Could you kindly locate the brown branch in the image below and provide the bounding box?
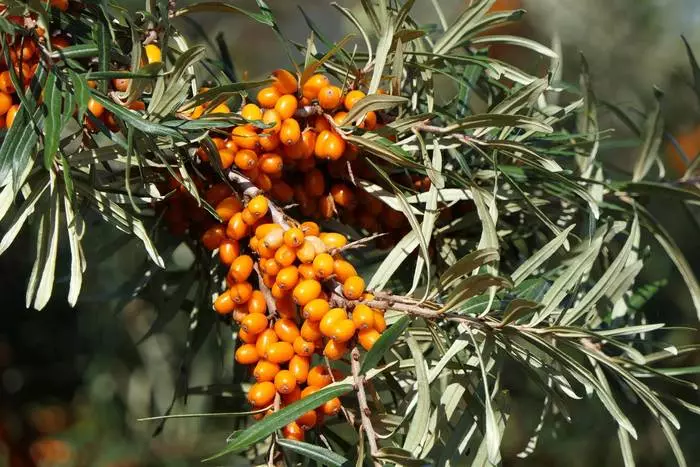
[351,346,380,462]
[268,392,281,467]
[254,264,277,319]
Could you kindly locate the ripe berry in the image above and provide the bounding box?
[301,222,320,237]
[320,233,348,249]
[234,149,258,170]
[293,336,315,357]
[280,118,301,146]
[304,168,326,197]
[239,328,258,344]
[343,275,365,300]
[318,85,342,110]
[247,290,267,314]
[274,369,297,394]
[282,421,304,441]
[273,69,298,95]
[321,397,342,416]
[216,196,243,221]
[235,344,259,365]
[296,409,318,430]
[301,74,330,100]
[262,109,282,134]
[276,266,300,291]
[253,360,280,382]
[288,354,310,383]
[323,339,347,360]
[227,212,248,239]
[257,86,282,108]
[144,44,162,64]
[344,90,366,110]
[247,195,269,219]
[319,308,347,337]
[358,328,380,350]
[330,319,356,343]
[298,264,316,280]
[292,279,322,306]
[229,255,254,282]
[275,244,298,267]
[307,365,333,388]
[282,386,302,405]
[201,225,225,251]
[259,153,283,175]
[248,381,276,407]
[330,183,356,208]
[255,328,279,357]
[5,105,18,128]
[274,318,300,343]
[283,228,304,248]
[0,92,11,116]
[300,319,322,342]
[206,183,233,207]
[259,132,281,151]
[312,253,334,279]
[301,385,320,399]
[231,125,259,150]
[352,304,375,330]
[214,291,235,315]
[241,103,263,121]
[374,310,387,332]
[302,298,330,321]
[219,239,241,265]
[295,240,317,264]
[274,94,298,120]
[241,312,268,334]
[265,341,295,363]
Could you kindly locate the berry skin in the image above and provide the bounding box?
[304,168,326,197]
[319,308,348,337]
[247,195,269,219]
[218,148,235,169]
[214,291,235,315]
[248,381,276,407]
[312,253,335,279]
[374,311,387,332]
[215,197,244,224]
[330,183,356,208]
[324,339,347,360]
[301,385,320,399]
[241,103,263,121]
[282,421,304,441]
[229,255,254,282]
[293,336,315,357]
[344,90,366,110]
[247,290,267,315]
[296,409,318,430]
[352,304,375,330]
[227,212,248,240]
[257,86,282,108]
[298,264,316,280]
[307,365,333,388]
[280,118,301,146]
[330,319,357,343]
[343,275,366,300]
[275,244,298,267]
[235,344,260,365]
[274,94,298,120]
[274,369,297,395]
[262,109,282,134]
[276,266,300,290]
[234,149,258,170]
[300,319,323,342]
[296,240,317,264]
[5,105,18,128]
[0,92,11,116]
[301,221,320,237]
[288,354,310,383]
[144,44,162,63]
[241,312,268,334]
[332,260,357,284]
[273,69,298,95]
[219,239,240,265]
[318,85,342,110]
[255,328,279,357]
[358,328,381,350]
[302,298,330,321]
[283,228,304,248]
[320,232,348,249]
[231,125,259,150]
[282,386,302,405]
[321,397,342,416]
[274,318,300,343]
[302,74,330,100]
[239,328,258,344]
[265,341,295,363]
[201,225,225,251]
[230,282,254,304]
[259,153,283,175]
[253,360,280,382]
[292,279,322,306]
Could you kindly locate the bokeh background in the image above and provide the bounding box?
[2,1,700,466]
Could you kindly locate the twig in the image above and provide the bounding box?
[330,232,388,255]
[351,347,380,462]
[325,356,356,426]
[294,104,323,118]
[268,392,281,467]
[254,264,277,319]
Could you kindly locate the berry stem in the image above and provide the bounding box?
[351,346,380,462]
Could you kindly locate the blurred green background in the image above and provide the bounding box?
[2,1,700,466]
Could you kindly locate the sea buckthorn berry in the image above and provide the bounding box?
[144,43,162,63]
[298,264,316,280]
[270,180,294,203]
[229,255,254,282]
[304,168,326,197]
[352,304,375,330]
[240,329,258,346]
[302,74,330,100]
[304,235,327,256]
[343,275,365,300]
[293,336,315,357]
[215,196,242,222]
[247,195,269,219]
[231,125,259,150]
[300,319,322,342]
[231,282,254,304]
[241,103,263,121]
[288,355,310,383]
[219,239,241,265]
[320,232,348,249]
[297,409,318,430]
[191,104,205,119]
[301,385,320,399]
[256,222,279,239]
[261,258,282,276]
[0,92,11,116]
[218,148,235,169]
[320,308,347,337]
[283,228,304,248]
[256,172,274,191]
[293,279,322,306]
[280,118,301,146]
[282,386,302,405]
[248,381,276,407]
[265,341,295,363]
[259,153,283,175]
[344,90,366,110]
[261,109,282,134]
[274,318,300,343]
[235,344,259,365]
[213,291,235,315]
[274,369,297,395]
[241,310,268,334]
[296,239,317,264]
[302,298,330,321]
[271,283,288,299]
[307,365,333,388]
[300,129,317,159]
[276,266,300,290]
[247,290,267,315]
[87,98,105,118]
[321,397,342,416]
[359,111,378,130]
[210,103,231,114]
[241,208,257,226]
[0,72,15,94]
[374,310,387,332]
[257,241,276,260]
[312,253,335,279]
[274,94,298,120]
[330,319,356,343]
[358,328,380,351]
[274,244,297,268]
[255,328,278,357]
[301,221,320,237]
[324,339,347,360]
[318,85,342,110]
[283,422,304,441]
[232,307,248,323]
[318,195,335,220]
[226,212,247,240]
[333,111,348,126]
[234,149,258,170]
[259,133,281,151]
[253,360,280,382]
[325,131,347,160]
[331,183,356,208]
[201,225,225,251]
[257,86,281,108]
[273,69,298,94]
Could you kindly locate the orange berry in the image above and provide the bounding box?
[296,409,318,430]
[232,306,249,323]
[274,318,300,343]
[333,259,357,282]
[304,168,326,197]
[261,257,282,276]
[0,92,11,116]
[344,90,366,110]
[302,298,330,321]
[259,152,283,175]
[265,341,295,363]
[247,195,269,219]
[300,129,317,159]
[5,105,19,128]
[239,328,258,344]
[326,131,347,160]
[288,354,310,383]
[283,421,304,441]
[293,336,315,357]
[333,111,348,126]
[229,255,254,283]
[231,125,259,150]
[301,385,320,399]
[216,196,243,222]
[279,229,302,249]
[87,98,104,118]
[201,224,225,250]
[318,85,342,110]
[143,44,162,64]
[0,72,14,94]
[312,115,331,133]
[318,233,346,250]
[296,239,317,264]
[359,329,380,351]
[280,118,301,146]
[320,308,347,337]
[374,310,387,332]
[257,86,281,108]
[50,0,70,12]
[241,103,263,121]
[274,94,298,120]
[217,148,235,169]
[321,397,342,416]
[227,212,248,239]
[248,381,276,407]
[270,180,294,203]
[312,253,334,280]
[330,319,356,343]
[235,343,260,365]
[352,304,375,330]
[292,279,322,306]
[274,369,298,395]
[276,266,300,290]
[298,264,316,280]
[275,244,298,267]
[219,239,241,265]
[214,291,235,315]
[343,275,365,300]
[241,207,258,226]
[318,195,335,220]
[231,282,254,304]
[206,183,232,206]
[302,74,330,100]
[359,111,377,130]
[261,224,284,248]
[253,360,280,382]
[300,319,323,342]
[324,339,347,360]
[259,132,281,151]
[301,221,320,237]
[282,386,302,405]
[241,311,268,334]
[234,149,258,171]
[273,69,298,95]
[307,365,333,388]
[261,109,282,134]
[255,329,278,357]
[271,283,288,299]
[330,183,356,208]
[247,290,267,315]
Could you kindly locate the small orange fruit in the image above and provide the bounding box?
[293,336,315,357]
[239,328,258,344]
[253,360,280,382]
[301,74,330,100]
[307,365,333,388]
[283,228,304,248]
[273,69,298,94]
[229,255,254,283]
[241,103,263,121]
[374,310,387,332]
[296,409,318,430]
[319,308,347,336]
[276,266,300,290]
[216,196,243,222]
[321,397,342,416]
[344,90,366,110]
[231,125,259,150]
[280,118,301,146]
[274,318,300,343]
[274,94,298,120]
[247,290,267,315]
[247,381,276,407]
[300,319,322,342]
[312,253,334,280]
[302,298,330,321]
[255,328,279,357]
[257,86,282,108]
[320,232,348,249]
[324,339,347,360]
[330,319,356,343]
[274,369,297,394]
[247,195,269,219]
[352,304,375,330]
[318,85,342,110]
[288,354,310,383]
[343,275,365,300]
[213,291,235,315]
[265,341,295,363]
[293,279,322,306]
[218,239,241,265]
[201,224,225,251]
[358,328,380,350]
[235,343,259,365]
[241,312,268,334]
[283,421,304,441]
[234,149,258,170]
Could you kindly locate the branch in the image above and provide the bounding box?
[329,232,388,255]
[254,264,277,319]
[351,346,380,463]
